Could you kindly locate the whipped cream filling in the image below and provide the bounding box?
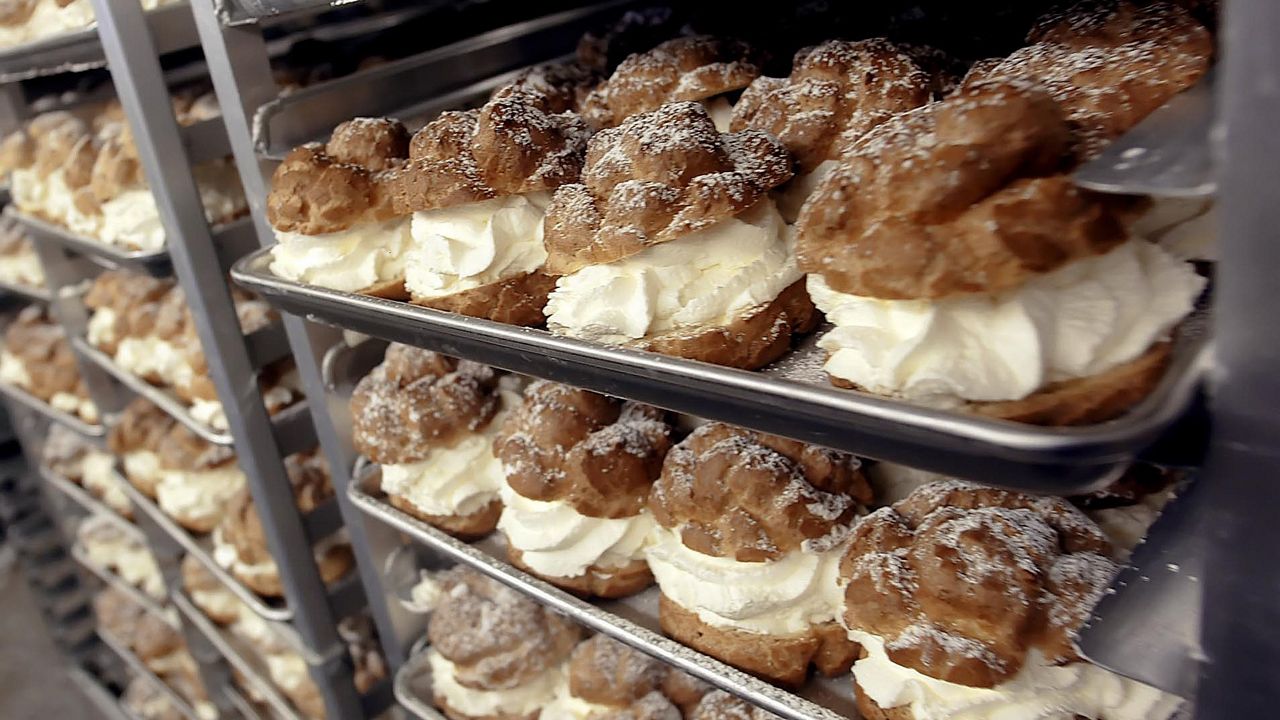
[547,199,799,344]
[264,652,311,693]
[156,464,247,528]
[402,571,444,614]
[50,390,98,423]
[776,159,838,224]
[404,192,550,299]
[541,684,615,720]
[380,390,516,518]
[81,451,131,517]
[86,307,118,348]
[645,525,848,635]
[0,0,94,48]
[213,527,346,583]
[10,168,45,213]
[702,97,734,133]
[270,218,411,293]
[124,450,163,490]
[114,335,199,390]
[1131,197,1217,262]
[427,648,563,717]
[192,585,243,621]
[849,630,1182,720]
[116,544,166,600]
[98,163,246,252]
[0,350,32,388]
[811,239,1205,406]
[497,483,653,580]
[0,249,45,287]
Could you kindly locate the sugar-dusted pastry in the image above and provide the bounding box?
[384,82,590,325]
[426,567,581,720]
[689,690,779,720]
[543,102,813,369]
[0,216,45,288]
[842,480,1181,720]
[212,450,354,597]
[543,635,681,720]
[647,423,872,686]
[494,381,674,598]
[155,422,245,533]
[181,554,242,626]
[796,80,1206,424]
[0,305,99,423]
[964,0,1212,162]
[76,514,164,600]
[730,39,941,222]
[9,112,101,233]
[580,36,760,131]
[267,117,412,297]
[351,344,520,538]
[109,397,178,499]
[43,424,133,519]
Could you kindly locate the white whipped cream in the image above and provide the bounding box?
[541,683,615,720]
[850,630,1182,720]
[124,450,163,491]
[264,652,311,694]
[547,199,798,344]
[190,398,228,432]
[402,571,444,614]
[0,249,45,287]
[867,463,957,506]
[156,465,247,529]
[1131,197,1217,262]
[49,391,97,423]
[1088,485,1179,562]
[115,336,200,391]
[498,482,653,580]
[645,525,847,635]
[86,307,118,348]
[380,390,516,518]
[10,168,45,213]
[98,163,246,252]
[427,648,563,717]
[776,159,837,224]
[0,350,32,388]
[703,97,734,133]
[404,192,549,299]
[192,585,243,622]
[811,239,1205,406]
[0,0,94,48]
[270,218,411,293]
[212,527,276,581]
[81,451,131,517]
[116,544,166,600]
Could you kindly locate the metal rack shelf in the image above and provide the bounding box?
[39,464,134,531]
[71,541,176,627]
[348,468,854,720]
[0,3,202,82]
[0,276,52,304]
[239,256,1212,494]
[0,380,104,438]
[99,628,208,720]
[6,207,257,278]
[68,666,133,720]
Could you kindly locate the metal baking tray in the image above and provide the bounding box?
[98,628,206,720]
[393,645,449,720]
[6,206,257,278]
[349,468,856,720]
[0,378,105,438]
[72,336,308,448]
[225,685,268,720]
[235,247,1211,494]
[39,464,135,534]
[0,276,52,304]
[71,540,175,627]
[0,3,202,83]
[252,0,634,158]
[172,590,306,720]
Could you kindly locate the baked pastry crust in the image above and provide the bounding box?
[964,0,1212,161]
[408,269,556,326]
[350,344,501,464]
[659,595,857,688]
[2,306,92,410]
[581,36,761,129]
[181,555,241,625]
[267,138,403,237]
[689,690,779,720]
[158,421,237,472]
[495,380,673,517]
[109,397,179,498]
[650,423,870,562]
[566,635,670,706]
[796,80,1132,299]
[507,546,652,599]
[731,39,937,172]
[544,102,791,276]
[841,480,1116,688]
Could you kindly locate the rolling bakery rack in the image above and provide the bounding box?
[197,2,1278,720]
[0,1,393,718]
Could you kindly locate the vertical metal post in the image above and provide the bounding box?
[88,0,363,716]
[191,0,418,671]
[1196,0,1280,717]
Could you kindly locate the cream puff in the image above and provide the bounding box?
[796,79,1206,425]
[689,690,779,720]
[76,514,164,600]
[841,480,1181,720]
[42,424,133,519]
[9,113,101,233]
[267,117,413,297]
[0,305,99,424]
[383,80,590,325]
[494,380,673,598]
[154,422,244,533]
[426,567,580,720]
[212,450,353,597]
[542,635,681,720]
[647,423,872,686]
[351,344,520,538]
[181,554,242,626]
[543,101,813,369]
[580,36,761,132]
[109,397,179,499]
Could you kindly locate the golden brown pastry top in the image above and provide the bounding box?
[543,101,792,275]
[494,381,674,518]
[796,79,1132,299]
[840,480,1116,688]
[84,269,176,344]
[266,117,408,235]
[351,344,503,465]
[109,397,180,455]
[964,0,1211,161]
[581,36,760,129]
[731,39,938,173]
[3,305,84,401]
[428,567,581,690]
[180,554,227,600]
[387,86,590,214]
[568,635,674,710]
[649,423,870,562]
[157,421,237,472]
[689,691,780,720]
[498,61,601,114]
